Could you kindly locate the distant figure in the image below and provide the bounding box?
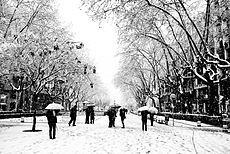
[149,113,154,126]
[69,104,77,126]
[112,108,117,127]
[141,110,149,131]
[85,107,90,124]
[107,108,117,128]
[120,108,128,128]
[89,107,95,124]
[46,110,57,139]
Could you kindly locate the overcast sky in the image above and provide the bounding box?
[56,0,122,104]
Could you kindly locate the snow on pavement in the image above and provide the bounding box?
[0,114,230,154]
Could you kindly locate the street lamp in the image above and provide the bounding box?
[170,93,176,126]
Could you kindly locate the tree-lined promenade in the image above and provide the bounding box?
[1,0,230,129]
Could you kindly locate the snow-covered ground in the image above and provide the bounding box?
[0,114,229,154]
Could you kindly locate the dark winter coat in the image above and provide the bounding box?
[107,108,116,119]
[90,108,95,119]
[70,105,77,118]
[141,110,148,122]
[46,110,57,124]
[120,108,127,120]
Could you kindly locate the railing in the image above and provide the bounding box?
[0,111,45,119]
[158,112,223,127]
[130,111,223,127]
[0,110,106,119]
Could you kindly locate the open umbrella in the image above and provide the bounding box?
[148,106,158,114]
[110,104,121,108]
[120,107,127,110]
[45,102,64,110]
[138,106,149,112]
[87,103,95,107]
[83,101,92,109]
[83,101,92,104]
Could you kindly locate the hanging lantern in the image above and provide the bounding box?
[93,66,96,74]
[84,66,87,74]
[76,42,84,49]
[30,52,35,57]
[170,93,176,101]
[90,83,93,88]
[54,44,59,51]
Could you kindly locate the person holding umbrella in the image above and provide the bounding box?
[46,110,57,139]
[112,108,117,127]
[45,102,64,139]
[110,104,120,127]
[141,110,149,131]
[86,103,95,124]
[83,101,94,124]
[107,107,117,128]
[85,107,90,124]
[138,106,149,131]
[148,106,158,126]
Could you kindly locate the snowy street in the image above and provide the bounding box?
[0,113,230,154]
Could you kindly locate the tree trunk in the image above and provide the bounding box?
[209,0,222,115]
[16,91,22,112]
[208,82,219,115]
[32,110,36,131]
[31,94,37,131]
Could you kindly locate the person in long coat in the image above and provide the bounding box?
[149,113,154,126]
[85,107,90,124]
[141,110,149,131]
[89,107,95,124]
[119,108,128,128]
[69,104,77,126]
[46,110,57,139]
[111,108,117,127]
[107,108,116,128]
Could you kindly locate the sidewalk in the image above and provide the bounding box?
[154,115,227,133]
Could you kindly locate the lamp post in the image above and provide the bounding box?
[171,103,175,126]
[204,94,208,113]
[170,93,176,126]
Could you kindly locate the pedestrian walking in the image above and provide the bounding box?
[69,104,77,126]
[120,108,128,128]
[150,113,154,126]
[141,110,149,131]
[46,110,57,139]
[89,107,95,124]
[112,108,117,127]
[107,108,116,128]
[85,107,90,124]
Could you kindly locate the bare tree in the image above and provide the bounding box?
[82,0,230,115]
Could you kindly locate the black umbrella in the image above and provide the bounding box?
[110,104,121,108]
